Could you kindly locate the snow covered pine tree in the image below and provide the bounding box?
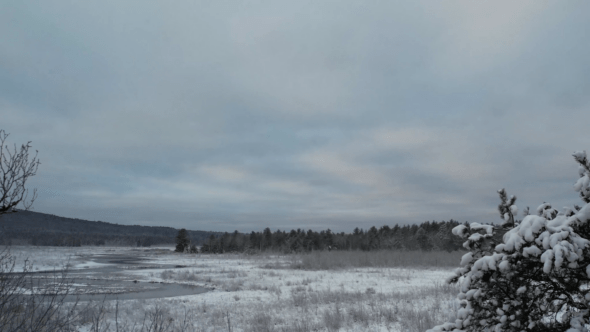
[428,151,590,332]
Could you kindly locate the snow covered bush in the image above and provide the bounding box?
[428,151,590,332]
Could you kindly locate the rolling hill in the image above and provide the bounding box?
[0,210,219,247]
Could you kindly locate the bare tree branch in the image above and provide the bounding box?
[0,130,40,216]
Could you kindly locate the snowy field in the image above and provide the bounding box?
[6,246,463,332]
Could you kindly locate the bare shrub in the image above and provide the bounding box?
[348,304,371,326]
[322,304,343,332]
[290,289,308,308]
[378,305,398,325]
[84,299,110,332]
[247,312,274,332]
[279,318,317,332]
[399,307,437,332]
[0,249,80,332]
[221,279,244,292]
[140,304,174,332]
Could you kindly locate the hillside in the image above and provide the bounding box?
[0,210,219,247]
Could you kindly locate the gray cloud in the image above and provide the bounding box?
[2,1,590,232]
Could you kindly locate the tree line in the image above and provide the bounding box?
[176,219,467,253]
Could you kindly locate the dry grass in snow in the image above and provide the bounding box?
[8,246,463,331]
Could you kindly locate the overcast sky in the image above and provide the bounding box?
[2,1,589,232]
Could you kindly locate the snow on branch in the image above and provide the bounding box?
[428,151,590,332]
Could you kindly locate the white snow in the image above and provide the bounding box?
[573,150,587,160]
[5,246,462,332]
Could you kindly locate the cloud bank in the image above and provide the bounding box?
[1,1,589,232]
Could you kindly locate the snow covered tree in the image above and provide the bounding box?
[428,151,590,332]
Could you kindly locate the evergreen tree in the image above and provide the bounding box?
[429,151,590,332]
[324,229,334,249]
[228,230,239,252]
[415,227,433,251]
[274,230,287,251]
[262,227,273,250]
[175,228,190,253]
[435,221,455,252]
[367,226,379,250]
[219,232,230,253]
[249,231,261,251]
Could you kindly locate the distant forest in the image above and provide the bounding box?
[0,210,468,252]
[199,220,467,253]
[0,210,219,247]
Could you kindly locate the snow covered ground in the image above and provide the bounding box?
[6,246,462,332]
[6,245,118,272]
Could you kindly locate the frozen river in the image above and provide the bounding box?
[25,252,210,302]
